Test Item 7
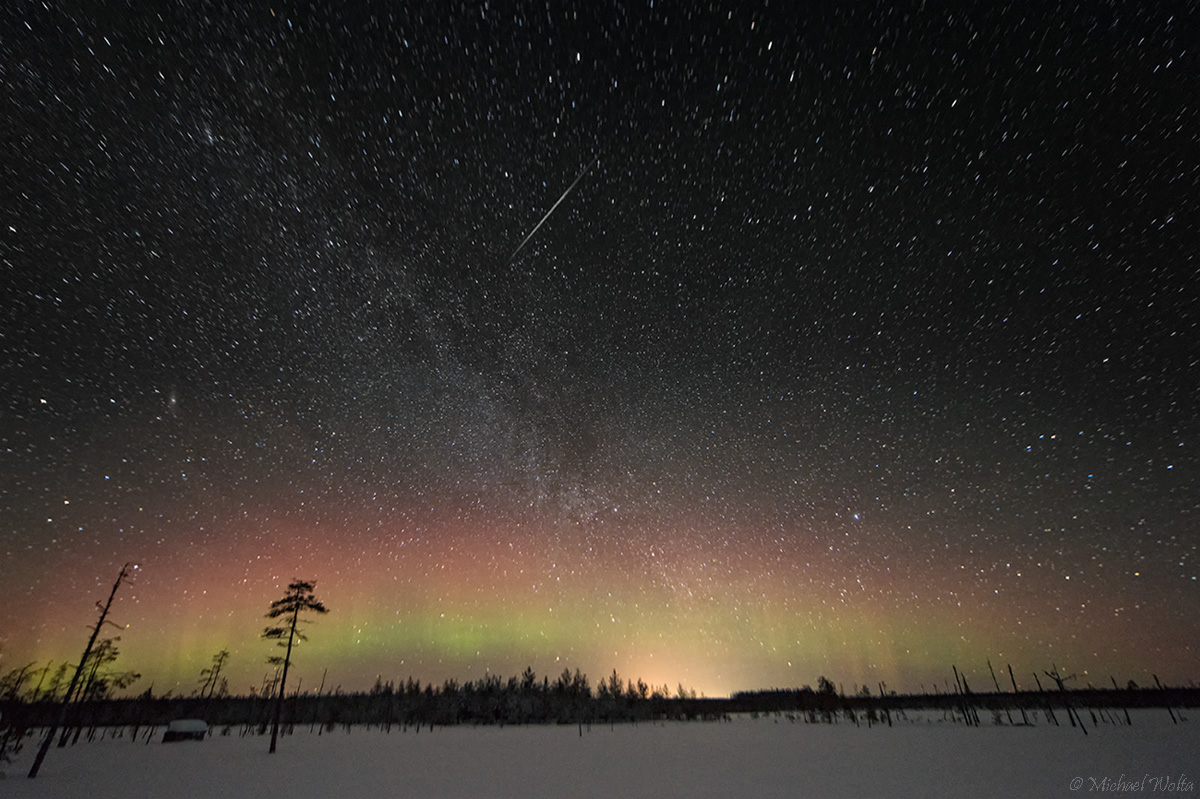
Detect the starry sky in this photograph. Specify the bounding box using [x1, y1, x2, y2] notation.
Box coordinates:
[2, 2, 1196, 698]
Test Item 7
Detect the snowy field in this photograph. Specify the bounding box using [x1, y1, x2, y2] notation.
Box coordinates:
[5, 711, 1196, 798]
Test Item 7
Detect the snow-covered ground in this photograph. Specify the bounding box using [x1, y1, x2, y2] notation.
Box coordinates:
[4, 711, 1196, 798]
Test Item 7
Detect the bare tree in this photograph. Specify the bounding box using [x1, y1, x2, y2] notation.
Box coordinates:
[28, 562, 135, 779]
[262, 580, 328, 753]
[1, 662, 36, 774]
[1045, 665, 1087, 735]
[40, 663, 70, 702]
[76, 638, 140, 702]
[198, 650, 231, 699]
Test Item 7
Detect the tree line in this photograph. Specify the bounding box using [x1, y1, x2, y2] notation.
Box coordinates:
[5, 574, 1196, 776]
[2, 577, 720, 772]
[2, 665, 715, 739]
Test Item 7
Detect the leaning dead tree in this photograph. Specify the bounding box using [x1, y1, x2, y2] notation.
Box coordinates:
[28, 562, 136, 779]
[1153, 674, 1179, 724]
[951, 665, 979, 726]
[1008, 664, 1028, 725]
[198, 650, 231, 699]
[1110, 676, 1132, 725]
[1044, 665, 1087, 736]
[988, 660, 1014, 725]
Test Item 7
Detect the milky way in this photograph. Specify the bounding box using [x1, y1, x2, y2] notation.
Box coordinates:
[2, 2, 1196, 697]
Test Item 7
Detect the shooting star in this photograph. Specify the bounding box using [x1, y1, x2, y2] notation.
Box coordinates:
[508, 158, 599, 263]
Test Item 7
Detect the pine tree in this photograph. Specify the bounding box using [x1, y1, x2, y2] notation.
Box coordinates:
[262, 580, 328, 753]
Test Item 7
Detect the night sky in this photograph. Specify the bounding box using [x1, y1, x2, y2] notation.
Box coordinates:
[3, 2, 1196, 698]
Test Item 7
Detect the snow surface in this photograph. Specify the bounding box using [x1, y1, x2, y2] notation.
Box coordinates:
[5, 712, 1196, 798]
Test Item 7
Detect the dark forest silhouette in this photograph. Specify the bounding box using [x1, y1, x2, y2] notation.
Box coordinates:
[4, 566, 1195, 775]
[3, 663, 1196, 749]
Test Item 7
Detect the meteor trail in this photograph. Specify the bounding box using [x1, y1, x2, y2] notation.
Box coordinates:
[508, 158, 598, 263]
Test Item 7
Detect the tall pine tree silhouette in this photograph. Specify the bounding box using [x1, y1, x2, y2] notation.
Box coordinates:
[262, 580, 328, 753]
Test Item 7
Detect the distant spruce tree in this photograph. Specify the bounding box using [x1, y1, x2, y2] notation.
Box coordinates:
[817, 676, 837, 723]
[262, 580, 328, 753]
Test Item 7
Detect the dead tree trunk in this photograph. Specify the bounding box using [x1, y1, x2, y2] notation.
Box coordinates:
[1008, 664, 1028, 725]
[988, 660, 1014, 725]
[952, 666, 974, 726]
[1045, 666, 1086, 736]
[28, 563, 134, 780]
[1033, 673, 1059, 725]
[1110, 676, 1131, 726]
[1153, 675, 1178, 724]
